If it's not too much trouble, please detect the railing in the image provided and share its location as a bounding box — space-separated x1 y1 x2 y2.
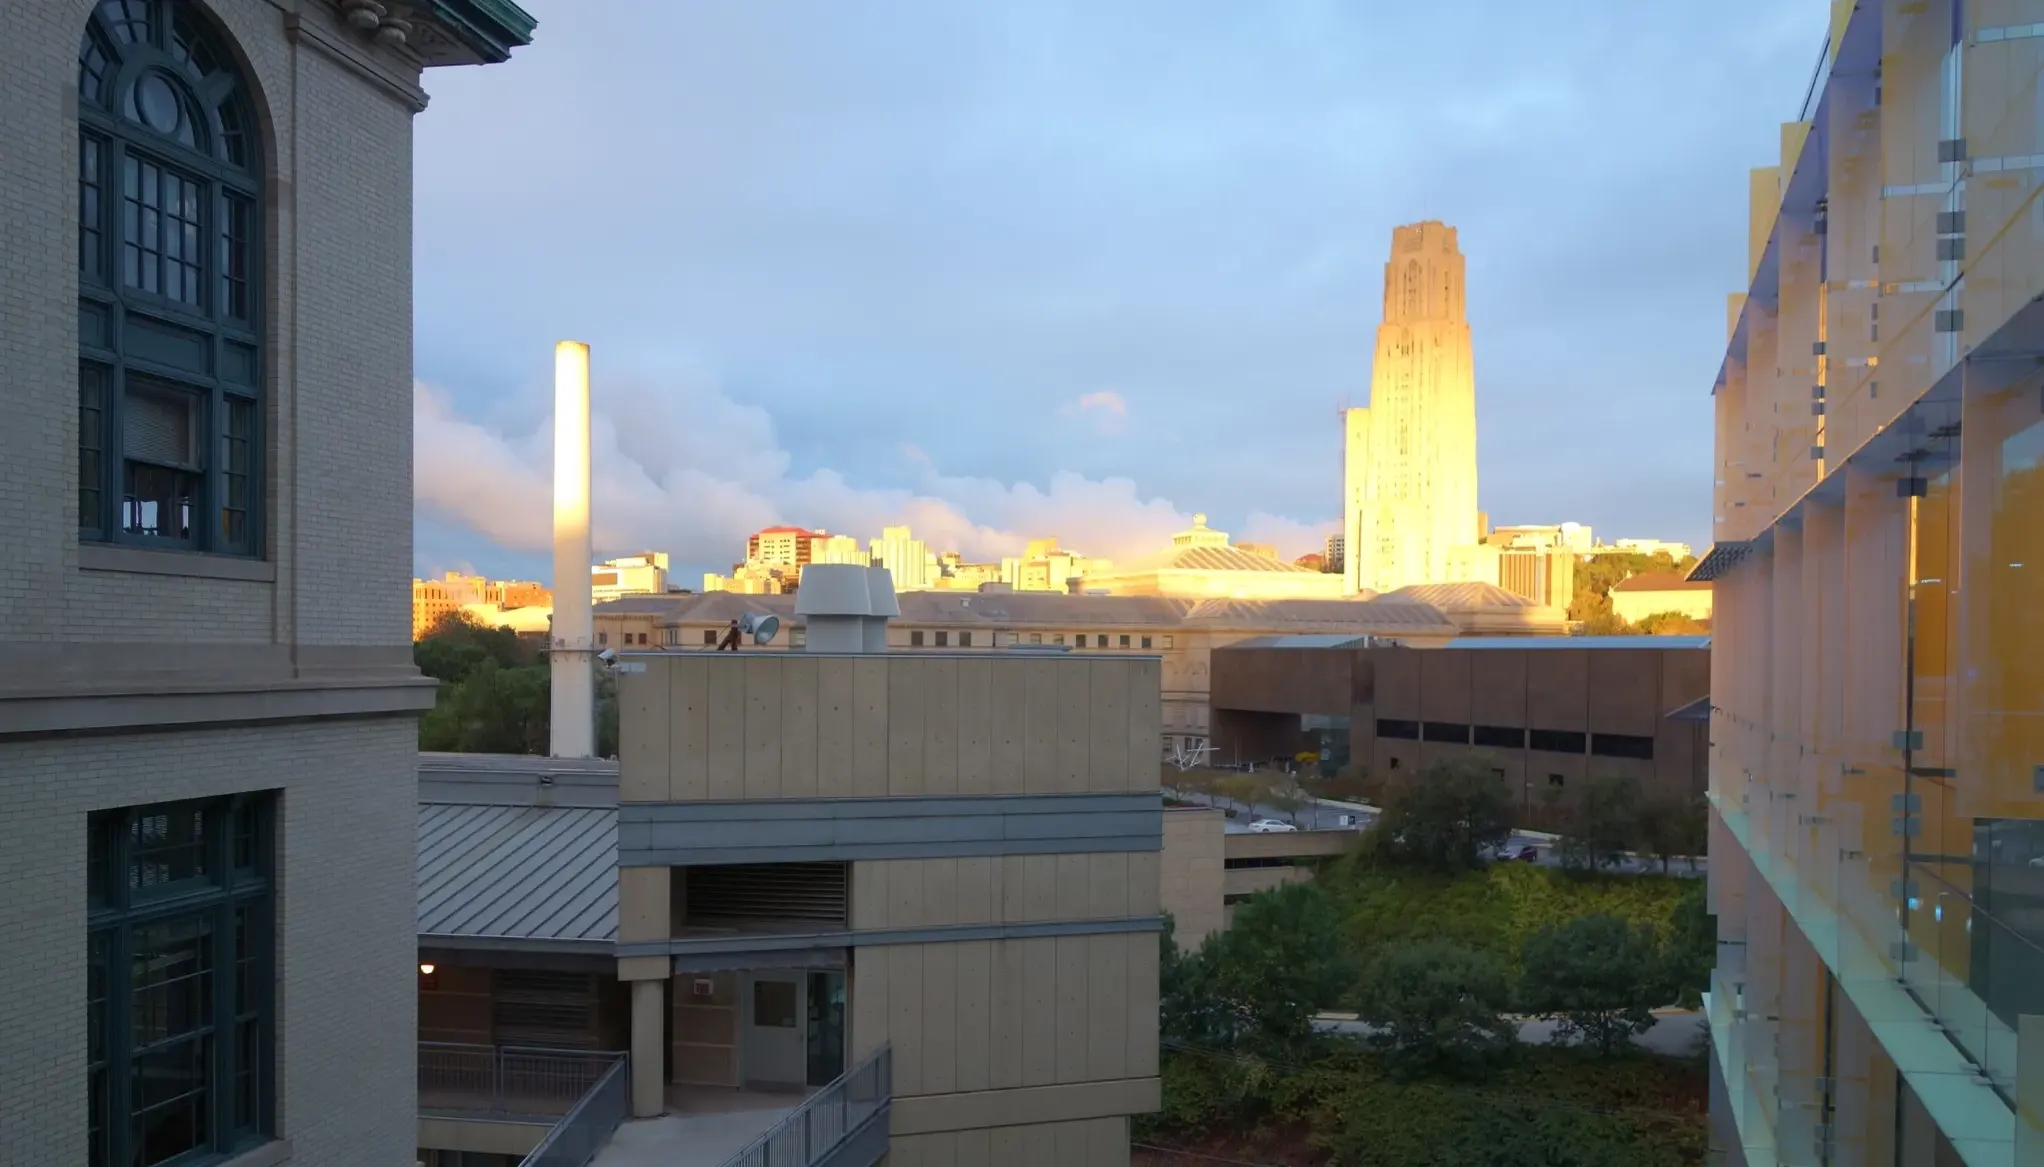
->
518 1056 629 1167
719 1046 893 1167
418 1042 628 1120
1798 34 1832 123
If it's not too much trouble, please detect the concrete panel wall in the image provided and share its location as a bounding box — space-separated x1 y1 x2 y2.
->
620 654 1161 804
849 933 1159 1115
1159 810 1225 948
848 854 1161 932
1206 647 1356 715
886 1116 1129 1167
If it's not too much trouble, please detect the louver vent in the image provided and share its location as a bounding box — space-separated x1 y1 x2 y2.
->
686 862 849 927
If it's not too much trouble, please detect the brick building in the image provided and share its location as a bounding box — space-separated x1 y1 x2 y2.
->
0 2 531 1165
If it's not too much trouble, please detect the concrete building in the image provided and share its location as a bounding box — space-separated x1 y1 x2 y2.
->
870 526 940 592
1697 2 2044 1162
1604 538 1694 560
1342 222 1482 596
596 589 1478 760
0 3 532 1166
1490 522 1594 554
592 552 671 602
1444 543 1577 608
1157 809 1352 949
1608 572 1713 626
1207 637 1709 823
610 567 1163 1163
1080 514 1346 601
998 538 1109 594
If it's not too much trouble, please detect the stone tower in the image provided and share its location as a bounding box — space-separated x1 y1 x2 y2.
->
1343 221 1480 595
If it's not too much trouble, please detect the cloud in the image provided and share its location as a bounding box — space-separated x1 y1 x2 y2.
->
1058 390 1130 435
413 375 1335 579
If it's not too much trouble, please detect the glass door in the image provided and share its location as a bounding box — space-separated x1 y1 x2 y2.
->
805 970 846 1087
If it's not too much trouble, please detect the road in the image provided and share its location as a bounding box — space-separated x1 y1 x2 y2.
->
1169 786 1706 878
1313 1008 1707 1057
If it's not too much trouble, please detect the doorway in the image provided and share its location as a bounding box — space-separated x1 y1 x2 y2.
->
739 968 847 1092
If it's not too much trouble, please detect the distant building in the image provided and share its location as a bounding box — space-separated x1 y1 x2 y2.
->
413 572 551 639
999 537 1107 593
869 525 939 590
1599 537 1695 561
596 580 1566 757
592 552 670 601
1209 636 1710 822
1323 532 1345 573
1445 544 1577 608
1343 222 1481 594
1490 522 1594 554
1083 515 1349 601
1608 572 1712 625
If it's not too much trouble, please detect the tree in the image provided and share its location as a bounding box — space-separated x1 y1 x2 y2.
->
1658 883 1716 1009
1519 914 1662 1055
1635 793 1707 874
1354 939 1517 1078
1179 882 1353 1053
1637 611 1709 636
1376 757 1515 873
418 656 550 754
1557 773 1641 873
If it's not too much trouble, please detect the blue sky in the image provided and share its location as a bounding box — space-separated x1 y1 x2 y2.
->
411 0 1829 585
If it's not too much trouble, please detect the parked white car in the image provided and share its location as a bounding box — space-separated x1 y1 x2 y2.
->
1247 819 1299 833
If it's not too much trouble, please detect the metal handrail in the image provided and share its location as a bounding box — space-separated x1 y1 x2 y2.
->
719 1046 893 1167
1798 34 1832 123
518 1056 630 1167
419 1042 628 1120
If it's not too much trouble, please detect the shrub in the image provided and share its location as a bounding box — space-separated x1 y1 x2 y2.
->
1519 914 1663 1055
1354 939 1516 1078
1171 882 1354 1054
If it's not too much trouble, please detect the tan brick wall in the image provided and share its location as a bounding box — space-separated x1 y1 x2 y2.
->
0 2 459 1163
0 719 422 1167
2 0 419 652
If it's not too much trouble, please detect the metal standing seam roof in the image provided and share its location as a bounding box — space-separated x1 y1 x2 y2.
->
418 802 618 948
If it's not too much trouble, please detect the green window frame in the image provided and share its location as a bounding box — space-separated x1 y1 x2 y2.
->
77 0 263 557
88 793 277 1167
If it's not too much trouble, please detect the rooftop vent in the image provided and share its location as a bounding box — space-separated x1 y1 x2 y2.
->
794 564 897 653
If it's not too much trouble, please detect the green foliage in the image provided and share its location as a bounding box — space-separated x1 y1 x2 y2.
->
1637 611 1710 635
1168 883 1355 1055
1149 1042 1708 1166
1353 940 1516 1079
1557 773 1642 873
1519 915 1663 1055
414 612 618 756
1635 795 1708 874
1567 551 1702 636
1375 758 1514 874
1659 883 1716 1009
1318 859 1692 982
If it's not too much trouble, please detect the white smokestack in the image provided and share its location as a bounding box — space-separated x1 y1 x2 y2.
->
550 340 595 758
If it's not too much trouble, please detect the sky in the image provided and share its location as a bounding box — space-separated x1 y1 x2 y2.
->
411 0 1830 585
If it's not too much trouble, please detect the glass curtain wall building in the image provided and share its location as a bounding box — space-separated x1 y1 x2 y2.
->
1697 1 2044 1164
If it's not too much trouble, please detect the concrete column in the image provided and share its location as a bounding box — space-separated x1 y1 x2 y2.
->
631 978 666 1118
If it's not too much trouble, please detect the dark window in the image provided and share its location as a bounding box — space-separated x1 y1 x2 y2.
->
597 633 608 647
1388 757 1401 770
1140 636 1152 649
1473 725 1525 749
1529 729 1588 754
1548 773 1565 787
1053 634 1065 645
934 631 948 647
910 630 925 647
1422 721 1470 744
958 631 973 647
1029 633 1043 645
1223 857 1294 870
701 630 717 646
89 794 275 1167
77 0 264 556
1590 733 1656 760
1375 719 1420 740
636 633 648 646
1096 635 1108 648
1118 634 1130 648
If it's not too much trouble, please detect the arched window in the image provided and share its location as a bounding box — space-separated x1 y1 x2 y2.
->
78 0 262 557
